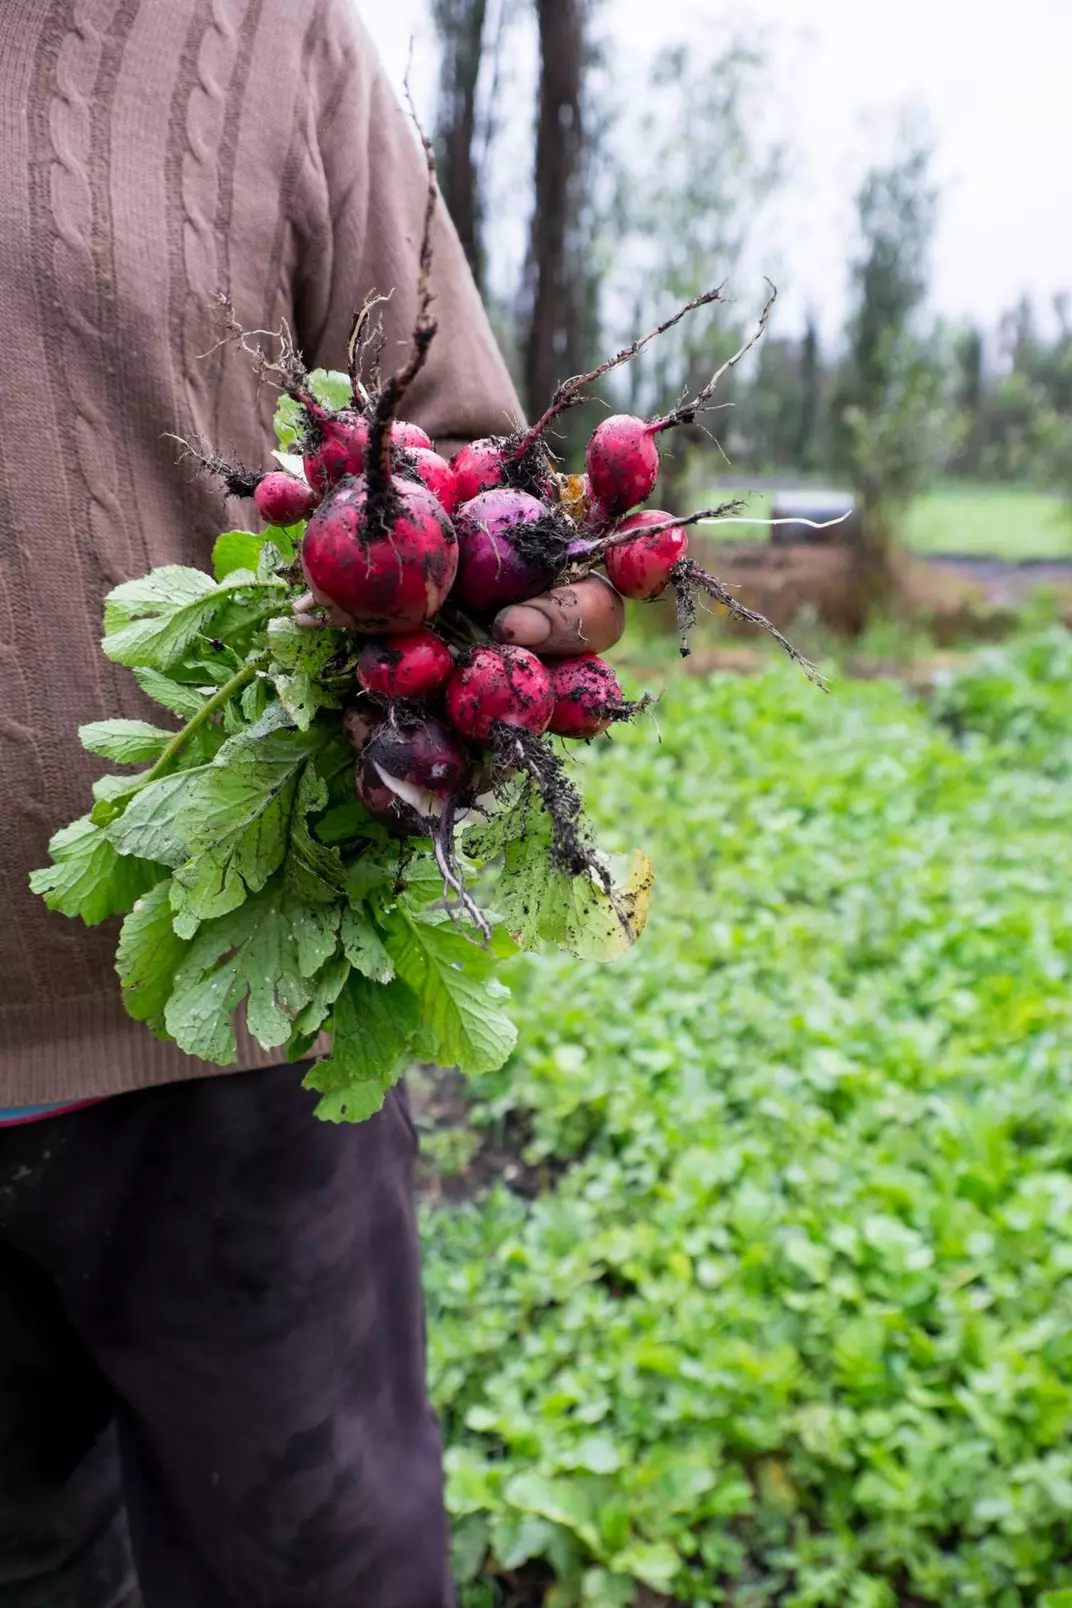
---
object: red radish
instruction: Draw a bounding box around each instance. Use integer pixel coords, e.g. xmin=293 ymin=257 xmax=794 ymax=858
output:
xmin=586 ymin=415 xmax=660 ymax=515
xmin=604 ymin=510 xmax=688 ymax=600
xmin=453 ymin=489 xmax=570 ymax=612
xmin=446 ymin=645 xmax=554 ymax=741
xmin=356 ymin=629 xmax=453 ymax=700
xmin=547 ymin=653 xmax=623 ymax=738
xmin=355 ymin=709 xmax=471 ymax=833
xmin=254 ymin=472 xmax=319 ymax=525
xmin=302 ymin=409 xmax=370 ymax=493
xmin=391 ymin=421 xmax=433 ymax=451
xmin=451 ymin=439 xmax=509 ymax=503
xmin=300 ymin=477 xmax=458 ymax=632
xmin=406 ymin=447 xmax=460 ymax=516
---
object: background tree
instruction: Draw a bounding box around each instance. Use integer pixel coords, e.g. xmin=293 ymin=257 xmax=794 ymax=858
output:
xmin=599 ymin=38 xmax=782 ymax=507
xmin=832 ymin=132 xmax=946 ymax=600
xmin=519 ymin=0 xmax=592 ymax=423
xmin=432 ymin=0 xmax=490 ymax=289
xmin=794 ymin=315 xmax=822 ymax=473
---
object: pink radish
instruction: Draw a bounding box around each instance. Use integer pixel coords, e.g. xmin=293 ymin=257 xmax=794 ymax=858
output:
xmin=585 ymin=415 xmax=660 ymax=516
xmin=253 ymin=472 xmax=319 ymax=525
xmin=547 ymin=653 xmax=623 ymax=738
xmin=604 ymin=510 xmax=688 ymax=600
xmin=446 ymin=645 xmax=554 ymax=741
xmin=453 ymin=489 xmax=570 ymax=612
xmin=356 ymin=629 xmax=454 ymax=700
xmin=406 ymin=447 xmax=460 ymax=516
xmin=300 ymin=478 xmax=457 ymax=632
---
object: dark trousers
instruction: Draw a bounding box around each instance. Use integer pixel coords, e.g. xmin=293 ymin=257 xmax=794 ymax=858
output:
xmin=0 ymin=1064 xmax=452 ymax=1608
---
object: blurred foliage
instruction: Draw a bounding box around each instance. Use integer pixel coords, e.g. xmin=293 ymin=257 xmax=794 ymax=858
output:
xmin=930 ymin=627 xmax=1072 ymax=776
xmin=423 ymin=631 xmax=1072 ymax=1605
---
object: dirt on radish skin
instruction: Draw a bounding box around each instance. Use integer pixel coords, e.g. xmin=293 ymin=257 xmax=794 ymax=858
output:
xmin=354 ymin=709 xmax=472 ymax=834
xmin=302 ymin=408 xmax=370 ymax=493
xmin=604 ymin=509 xmax=688 ymax=600
xmin=390 ymin=421 xmax=433 ymax=451
xmin=453 ymin=489 xmax=571 ymax=612
xmin=343 ymin=702 xmax=380 ymax=753
xmin=547 ymin=653 xmax=625 ymax=738
xmin=356 ymin=629 xmax=454 ymax=700
xmin=300 ymin=477 xmax=458 ymax=632
xmin=446 ymin=644 xmax=554 ymax=742
xmin=403 ymin=447 xmax=461 ymax=516
xmin=450 ymin=435 xmax=556 ymax=505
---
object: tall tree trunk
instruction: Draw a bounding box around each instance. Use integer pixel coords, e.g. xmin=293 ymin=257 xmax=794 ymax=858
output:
xmin=794 ymin=317 xmax=819 ymax=471
xmin=523 ymin=0 xmax=587 ymax=420
xmin=432 ymin=0 xmax=489 ymax=290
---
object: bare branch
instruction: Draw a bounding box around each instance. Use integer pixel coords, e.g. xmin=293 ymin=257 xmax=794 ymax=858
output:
xmin=366 ymin=83 xmax=439 ymax=509
xmin=510 ymin=283 xmax=728 ymax=461
xmin=346 ymin=291 xmax=392 ymax=410
xmin=652 ymin=280 xmax=777 ymax=434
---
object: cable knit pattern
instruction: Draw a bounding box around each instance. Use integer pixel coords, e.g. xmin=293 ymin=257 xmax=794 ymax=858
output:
xmin=0 ymin=0 xmax=521 ymax=1105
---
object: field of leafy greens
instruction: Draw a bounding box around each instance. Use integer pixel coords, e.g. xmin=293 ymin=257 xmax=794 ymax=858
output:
xmin=421 ymin=629 xmax=1072 ymax=1608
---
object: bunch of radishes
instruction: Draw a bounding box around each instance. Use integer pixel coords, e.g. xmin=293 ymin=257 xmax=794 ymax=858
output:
xmin=258 ymin=392 xmax=678 ymax=903
xmin=194 ymin=129 xmax=819 ymax=936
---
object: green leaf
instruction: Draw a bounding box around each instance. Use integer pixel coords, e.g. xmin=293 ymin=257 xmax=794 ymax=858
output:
xmin=315 ymin=801 xmax=375 ymax=845
xmin=340 ymin=903 xmax=395 ymax=983
xmin=115 ymin=880 xmax=191 ymax=1032
xmin=79 ymin=718 xmax=173 ymax=765
xmin=106 ymin=768 xmax=211 ymax=866
xmin=168 ymin=793 xmax=295 ymax=936
xmin=132 ymin=667 xmax=209 ymax=719
xmin=304 ymin=972 xmax=423 ymax=1121
xmin=503 ymin=1474 xmax=601 ymax=1553
xmin=102 ymin=567 xmax=285 ymax=670
xmin=283 ymin=765 xmax=349 ymax=906
xmin=175 ymin=723 xmax=324 ymax=859
xmin=164 ymin=882 xmax=317 ymax=1063
xmin=609 ymin=1541 xmax=679 ymax=1593
xmin=468 ymin=786 xmax=562 ymax=949
xmin=30 ymin=816 xmax=163 ymax=926
xmin=104 ymin=565 xmax=216 ymax=632
xmin=383 ymin=910 xmax=517 ymax=1074
xmin=168 ymin=743 xmax=339 ymax=939
xmin=289 ymin=952 xmax=351 ymax=1045
xmin=287 ymin=895 xmax=341 ymax=978
xmin=89 ymin=771 xmax=152 ymax=826
xmin=267 ymin=615 xmax=349 ymax=730
xmin=212 ymin=530 xmax=264 ymax=580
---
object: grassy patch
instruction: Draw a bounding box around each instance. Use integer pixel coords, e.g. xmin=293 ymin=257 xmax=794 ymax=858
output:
xmin=424 ymin=631 xmax=1072 ymax=1606
xmin=690 ymin=478 xmax=1072 ymax=560
xmin=905 ymin=484 xmax=1071 ymax=559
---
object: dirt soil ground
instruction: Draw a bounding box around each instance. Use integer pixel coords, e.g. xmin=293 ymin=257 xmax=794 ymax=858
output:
xmin=694 ymin=539 xmax=1072 ymax=643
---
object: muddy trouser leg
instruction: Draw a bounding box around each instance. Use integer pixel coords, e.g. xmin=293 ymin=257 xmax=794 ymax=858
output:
xmin=0 ymin=1066 xmax=452 ymax=1608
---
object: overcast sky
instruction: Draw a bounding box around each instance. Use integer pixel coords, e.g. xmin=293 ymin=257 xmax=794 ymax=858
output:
xmin=358 ymin=0 xmax=1072 ymax=342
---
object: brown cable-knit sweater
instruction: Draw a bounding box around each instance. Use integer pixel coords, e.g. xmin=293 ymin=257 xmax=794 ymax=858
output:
xmin=0 ymin=0 xmax=522 ymax=1104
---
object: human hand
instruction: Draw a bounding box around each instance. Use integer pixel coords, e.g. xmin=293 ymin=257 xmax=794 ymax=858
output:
xmin=292 ymin=590 xmax=359 ymax=630
xmin=293 ymin=574 xmax=627 ymax=658
xmin=490 ymin=574 xmax=626 ymax=658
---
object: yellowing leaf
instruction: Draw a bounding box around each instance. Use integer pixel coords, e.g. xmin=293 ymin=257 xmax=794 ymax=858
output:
xmin=564 ymin=851 xmax=654 ymax=961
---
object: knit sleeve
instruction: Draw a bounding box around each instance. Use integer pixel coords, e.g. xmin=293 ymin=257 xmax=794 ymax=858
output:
xmin=292 ymin=0 xmax=523 ymax=456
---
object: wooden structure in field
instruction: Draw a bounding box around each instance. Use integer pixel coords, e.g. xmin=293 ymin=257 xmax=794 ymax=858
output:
xmin=768 ymin=488 xmax=858 ymax=545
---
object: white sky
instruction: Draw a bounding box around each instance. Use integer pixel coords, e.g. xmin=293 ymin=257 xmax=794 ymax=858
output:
xmin=358 ymin=0 xmax=1072 ymax=343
